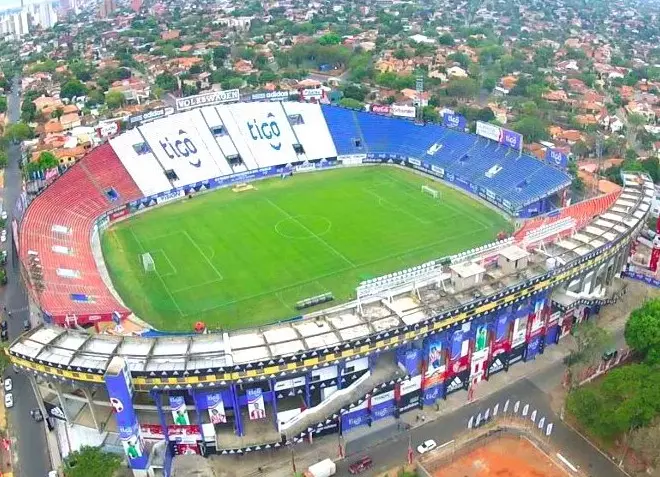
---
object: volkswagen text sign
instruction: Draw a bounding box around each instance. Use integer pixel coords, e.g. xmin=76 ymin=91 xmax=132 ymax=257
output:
xmin=176 ymin=89 xmax=240 ymax=111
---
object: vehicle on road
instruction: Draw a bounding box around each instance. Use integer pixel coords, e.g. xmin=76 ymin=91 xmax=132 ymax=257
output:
xmin=4 ymin=392 xmax=13 ymax=408
xmin=1 ymin=329 xmax=8 ymax=342
xmin=0 ymin=235 xmax=6 ymax=243
xmin=30 ymin=408 xmax=43 ymax=422
xmin=0 ymin=211 xmax=6 ymax=220
xmin=23 ymin=319 xmax=31 ymax=331
xmin=4 ymin=377 xmax=12 ymax=392
xmin=417 ymin=439 xmax=437 ymax=454
xmin=303 ymin=458 xmax=336 ymax=477
xmin=348 ymin=456 xmax=373 ymax=474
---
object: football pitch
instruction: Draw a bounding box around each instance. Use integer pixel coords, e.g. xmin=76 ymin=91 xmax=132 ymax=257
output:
xmin=102 ymin=167 xmax=510 ymax=331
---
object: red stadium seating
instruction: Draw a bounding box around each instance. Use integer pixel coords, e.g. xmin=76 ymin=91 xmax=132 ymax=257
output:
xmin=514 ymin=190 xmax=622 ymax=245
xmin=19 ymin=145 xmax=141 ymax=326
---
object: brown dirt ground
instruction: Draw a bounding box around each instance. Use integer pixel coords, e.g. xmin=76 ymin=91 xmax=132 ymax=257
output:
xmin=432 ymin=436 xmax=569 ymax=477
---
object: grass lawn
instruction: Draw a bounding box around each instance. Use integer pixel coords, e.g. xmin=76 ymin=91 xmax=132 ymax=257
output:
xmin=101 ymin=166 xmax=510 ymax=331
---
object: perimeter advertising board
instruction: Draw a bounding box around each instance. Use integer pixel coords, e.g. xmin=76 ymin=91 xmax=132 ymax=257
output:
xmin=176 ymin=89 xmax=240 ymax=111
xmin=546 ymin=148 xmax=568 ymax=169
xmin=391 ymin=104 xmax=416 ymax=118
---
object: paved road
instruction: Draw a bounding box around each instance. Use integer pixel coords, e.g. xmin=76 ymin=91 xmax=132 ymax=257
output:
xmin=3 ymin=78 xmax=51 ymax=477
xmin=337 ymin=378 xmax=627 ymax=477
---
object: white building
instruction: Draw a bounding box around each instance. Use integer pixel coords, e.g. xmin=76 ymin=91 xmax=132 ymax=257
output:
xmin=28 ymin=1 xmax=58 ymax=29
xmin=0 ymin=10 xmax=29 ymax=39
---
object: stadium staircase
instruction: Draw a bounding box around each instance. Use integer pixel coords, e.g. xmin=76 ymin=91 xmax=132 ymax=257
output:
xmin=280 ymin=357 xmax=403 ymax=440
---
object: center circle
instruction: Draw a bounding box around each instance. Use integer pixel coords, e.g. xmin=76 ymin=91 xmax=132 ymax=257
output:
xmin=274 ymin=215 xmax=332 ymax=239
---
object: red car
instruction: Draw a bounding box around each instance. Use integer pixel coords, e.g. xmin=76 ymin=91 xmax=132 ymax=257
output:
xmin=348 ymin=456 xmax=373 ymax=474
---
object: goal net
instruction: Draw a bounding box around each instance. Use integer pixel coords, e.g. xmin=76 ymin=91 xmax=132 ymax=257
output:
xmin=421 ymin=185 xmax=440 ymax=199
xmin=142 ymin=252 xmax=156 ymax=273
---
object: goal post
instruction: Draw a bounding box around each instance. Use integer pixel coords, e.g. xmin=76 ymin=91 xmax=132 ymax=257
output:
xmin=142 ymin=252 xmax=156 ymax=273
xmin=421 ymin=185 xmax=440 ymax=199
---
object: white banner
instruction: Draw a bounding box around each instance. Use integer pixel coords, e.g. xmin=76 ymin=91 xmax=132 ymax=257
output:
xmin=476 ymin=121 xmax=501 ymax=142
xmin=399 ymin=375 xmax=422 ymax=395
xmin=370 ymin=390 xmax=395 ymax=406
xmin=391 ymin=104 xmax=416 ymax=118
xmin=274 ymin=376 xmax=306 ymax=391
xmin=176 ymin=89 xmax=240 ymax=111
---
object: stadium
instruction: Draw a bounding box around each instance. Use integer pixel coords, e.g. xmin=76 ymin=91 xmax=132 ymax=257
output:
xmin=6 ymin=95 xmax=652 ymax=477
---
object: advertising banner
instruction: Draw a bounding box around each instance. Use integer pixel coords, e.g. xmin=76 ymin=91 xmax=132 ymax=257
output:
xmin=43 ymin=401 xmax=67 ymax=421
xmin=399 ymin=375 xmax=422 ymax=396
xmin=128 ymin=107 xmax=175 ymax=126
xmin=310 ymin=417 xmax=339 ymax=437
xmin=529 ymin=298 xmax=546 ymax=336
xmin=546 ymin=148 xmax=568 ymax=169
xmin=508 ymin=343 xmax=526 ymax=367
xmin=170 ymin=395 xmax=191 ymax=425
xmin=97 ymin=121 xmax=119 ymax=138
xmin=274 ymin=376 xmax=306 ymax=392
xmin=176 ymin=89 xmax=240 ymax=111
xmin=499 ymin=128 xmax=523 ymax=151
xmin=341 ymin=401 xmax=369 ymax=432
xmin=476 ymin=121 xmax=502 ymax=142
xmin=525 ymin=335 xmax=544 ymax=361
xmin=511 ymin=316 xmax=528 ymax=348
xmin=442 ymin=112 xmax=466 ymax=130
xmin=105 ymin=357 xmax=149 ymax=470
xmin=246 ymin=388 xmax=266 ymax=420
xmin=424 ymin=335 xmax=446 ymax=388
xmin=486 ymin=348 xmax=508 ymax=377
xmin=371 ymin=104 xmax=391 ymax=115
xmin=398 ymin=390 xmax=422 ymax=414
xmin=494 ymin=312 xmax=511 ymax=343
xmin=474 ymin=323 xmax=489 ymax=354
xmin=444 ymin=370 xmax=469 ymax=396
xmin=391 ymin=104 xmax=416 ymax=118
xmin=423 ymin=383 xmax=443 ymax=404
xmin=251 ymin=90 xmax=294 ymax=102
xmin=205 ymin=393 xmax=227 ymax=424
xmin=301 ymin=88 xmax=324 ymax=100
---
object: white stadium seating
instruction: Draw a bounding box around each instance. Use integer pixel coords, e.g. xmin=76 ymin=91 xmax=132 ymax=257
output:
xmin=110 ymin=129 xmax=172 ymax=196
xmin=283 ymin=102 xmax=337 ymax=161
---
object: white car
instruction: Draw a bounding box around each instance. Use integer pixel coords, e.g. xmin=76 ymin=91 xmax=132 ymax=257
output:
xmin=0 ymin=211 xmax=6 ymax=220
xmin=0 ymin=235 xmax=6 ymax=243
xmin=3 ymin=378 xmax=11 ymax=392
xmin=4 ymin=392 xmax=13 ymax=408
xmin=417 ymin=439 xmax=437 ymax=454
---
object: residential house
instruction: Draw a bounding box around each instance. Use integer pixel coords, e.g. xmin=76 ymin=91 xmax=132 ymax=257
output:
xmin=60 ymin=113 xmax=81 ymax=130
xmin=543 ymin=90 xmax=568 ymax=102
xmin=447 ymin=66 xmax=468 ymax=78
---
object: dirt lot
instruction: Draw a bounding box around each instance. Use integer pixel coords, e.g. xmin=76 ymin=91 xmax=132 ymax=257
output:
xmin=432 ymin=436 xmax=569 ymax=477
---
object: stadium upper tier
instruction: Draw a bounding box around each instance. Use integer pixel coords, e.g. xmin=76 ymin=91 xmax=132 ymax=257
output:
xmin=10 ymin=168 xmax=652 ymax=389
xmin=17 ymin=102 xmax=571 ymax=325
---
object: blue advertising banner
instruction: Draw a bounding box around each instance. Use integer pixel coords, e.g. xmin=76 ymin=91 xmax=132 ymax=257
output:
xmin=397 ymin=347 xmax=422 ymax=376
xmin=341 ymin=402 xmax=369 ymax=432
xmin=370 ymin=390 xmax=396 ymax=421
xmin=500 ymin=128 xmax=523 ymax=151
xmin=449 ymin=328 xmax=464 ymax=362
xmin=494 ymin=312 xmax=511 ymax=342
xmin=545 ymin=148 xmax=568 ymax=169
xmin=423 ymin=383 xmax=443 ymax=405
xmin=104 ymin=358 xmax=149 ymax=470
xmin=525 ymin=334 xmax=543 ymax=361
xmin=442 ymin=112 xmax=467 ymax=130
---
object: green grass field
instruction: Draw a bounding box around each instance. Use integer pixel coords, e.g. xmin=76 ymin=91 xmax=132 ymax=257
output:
xmin=101 ymin=167 xmax=510 ymax=331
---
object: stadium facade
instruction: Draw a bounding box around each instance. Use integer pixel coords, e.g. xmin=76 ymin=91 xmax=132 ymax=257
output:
xmin=7 ymin=99 xmax=651 ymax=476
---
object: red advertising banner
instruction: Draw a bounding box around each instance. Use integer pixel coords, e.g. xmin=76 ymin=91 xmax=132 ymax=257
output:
xmin=370 ymin=104 xmax=391 ymax=115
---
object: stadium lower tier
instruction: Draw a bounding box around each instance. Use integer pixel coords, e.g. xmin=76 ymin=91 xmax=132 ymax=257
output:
xmin=28 ymin=299 xmax=625 ymax=475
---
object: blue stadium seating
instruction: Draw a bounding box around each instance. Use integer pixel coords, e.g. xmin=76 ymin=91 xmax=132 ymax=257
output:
xmin=321 ymin=105 xmax=571 ymax=211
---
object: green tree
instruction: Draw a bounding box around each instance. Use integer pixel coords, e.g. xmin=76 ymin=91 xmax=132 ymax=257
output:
xmin=318 ymin=32 xmax=341 ymax=46
xmin=60 ymin=79 xmax=88 ymax=99
xmin=0 ymin=96 xmax=6 ymax=113
xmin=563 ymin=320 xmax=612 ymax=389
xmin=4 ymin=122 xmax=34 ymax=142
xmin=62 ymin=446 xmax=122 ymax=477
xmin=448 ymin=52 xmax=470 ymax=68
xmin=625 ymin=298 xmax=660 ymax=364
xmin=422 ymin=106 xmax=439 ymax=122
xmin=438 ymin=33 xmax=454 ymax=45
xmin=105 ymin=90 xmax=124 ymax=109
xmin=212 ymin=46 xmax=230 ymax=68
xmin=0 ymin=343 xmax=9 ymax=375
xmin=510 ymin=116 xmax=548 ymax=142
xmin=155 ymin=72 xmax=178 ymax=92
xmin=21 ymin=100 xmax=37 ymax=122
xmin=446 ymin=78 xmax=479 ymax=99
xmin=38 ymin=151 xmax=58 ymax=169
xmin=51 ymin=107 xmax=64 ymax=119
xmin=342 ymin=84 xmax=367 ymax=102
xmin=629 ymin=419 xmax=660 ymax=469
xmin=338 ymin=97 xmax=364 ymax=110
xmin=0 ymin=151 xmax=8 ymax=169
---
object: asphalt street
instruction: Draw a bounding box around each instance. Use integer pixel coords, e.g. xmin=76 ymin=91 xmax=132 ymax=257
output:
xmin=337 ymin=378 xmax=628 ymax=477
xmin=3 ymin=79 xmax=51 ymax=477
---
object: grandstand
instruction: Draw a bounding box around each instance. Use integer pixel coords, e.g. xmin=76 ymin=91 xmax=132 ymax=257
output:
xmin=17 ymin=102 xmax=570 ymax=327
xmin=7 ymin=97 xmax=652 ymax=474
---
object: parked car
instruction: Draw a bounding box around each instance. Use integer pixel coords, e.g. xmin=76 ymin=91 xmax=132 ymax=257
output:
xmin=417 ymin=439 xmax=437 ymax=454
xmin=602 ymin=349 xmax=618 ymax=361
xmin=23 ymin=319 xmax=30 ymax=331
xmin=348 ymin=456 xmax=373 ymax=474
xmin=0 ymin=211 xmax=6 ymax=220
xmin=1 ymin=329 xmax=8 ymax=342
xmin=30 ymin=408 xmax=43 ymax=422
xmin=3 ymin=377 xmax=12 ymax=392
xmin=4 ymin=392 xmax=13 ymax=408
xmin=1 ymin=320 xmax=6 ymax=330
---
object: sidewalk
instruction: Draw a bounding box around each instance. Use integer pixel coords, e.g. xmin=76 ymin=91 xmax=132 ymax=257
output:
xmin=0 ymin=394 xmax=13 ymax=477
xmin=210 ymin=280 xmax=656 ymax=477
